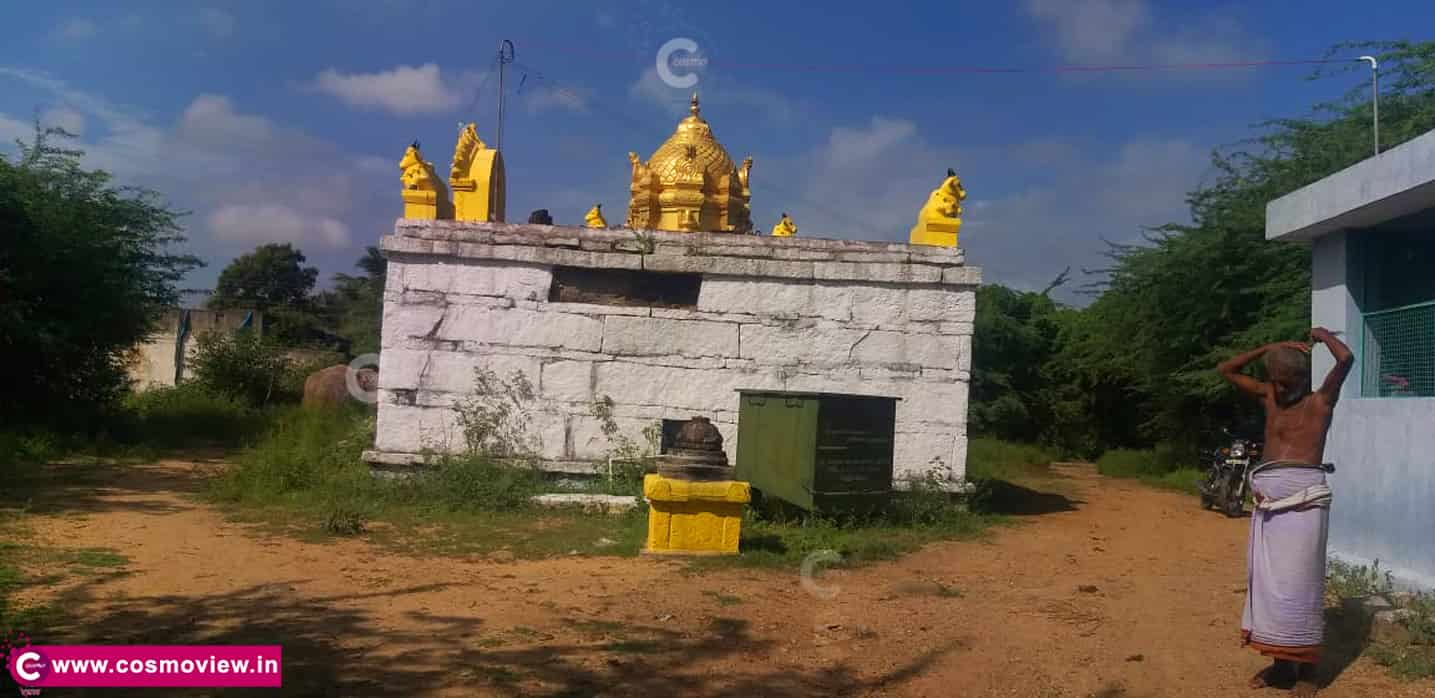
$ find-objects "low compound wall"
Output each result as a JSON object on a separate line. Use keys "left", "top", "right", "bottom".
{"left": 364, "top": 219, "right": 980, "bottom": 486}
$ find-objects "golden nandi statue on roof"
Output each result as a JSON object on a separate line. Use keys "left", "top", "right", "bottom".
{"left": 398, "top": 123, "right": 504, "bottom": 222}
{"left": 909, "top": 168, "right": 966, "bottom": 248}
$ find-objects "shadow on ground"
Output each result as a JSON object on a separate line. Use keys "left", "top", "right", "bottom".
{"left": 1, "top": 457, "right": 220, "bottom": 518}
{"left": 1318, "top": 598, "right": 1376, "bottom": 688}
{"left": 3, "top": 572, "right": 960, "bottom": 697}
{"left": 980, "top": 479, "right": 1083, "bottom": 516}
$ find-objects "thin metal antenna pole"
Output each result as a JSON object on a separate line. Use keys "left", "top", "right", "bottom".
{"left": 1360, "top": 56, "right": 1379, "bottom": 156}
{"left": 497, "top": 40, "right": 515, "bottom": 152}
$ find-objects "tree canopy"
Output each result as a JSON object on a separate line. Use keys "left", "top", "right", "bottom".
{"left": 210, "top": 243, "right": 318, "bottom": 310}
{"left": 0, "top": 126, "right": 200, "bottom": 427}
{"left": 971, "top": 40, "right": 1435, "bottom": 460}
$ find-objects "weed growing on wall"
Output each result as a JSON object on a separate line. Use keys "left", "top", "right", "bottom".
{"left": 589, "top": 396, "right": 659, "bottom": 495}
{"left": 455, "top": 368, "right": 541, "bottom": 458}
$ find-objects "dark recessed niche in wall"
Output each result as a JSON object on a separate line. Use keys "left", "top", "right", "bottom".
{"left": 547, "top": 266, "right": 701, "bottom": 308}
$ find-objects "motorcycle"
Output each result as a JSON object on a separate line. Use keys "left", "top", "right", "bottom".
{"left": 1200, "top": 428, "right": 1261, "bottom": 518}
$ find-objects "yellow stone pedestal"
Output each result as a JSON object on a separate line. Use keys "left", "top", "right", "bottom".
{"left": 908, "top": 219, "right": 960, "bottom": 248}
{"left": 643, "top": 474, "right": 750, "bottom": 556}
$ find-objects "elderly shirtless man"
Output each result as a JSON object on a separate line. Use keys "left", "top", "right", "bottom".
{"left": 1218, "top": 327, "right": 1354, "bottom": 697}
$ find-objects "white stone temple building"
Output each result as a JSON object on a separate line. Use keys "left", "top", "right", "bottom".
{"left": 364, "top": 219, "right": 980, "bottom": 487}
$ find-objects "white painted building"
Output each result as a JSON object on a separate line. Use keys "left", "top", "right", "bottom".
{"left": 364, "top": 219, "right": 980, "bottom": 487}
{"left": 1266, "top": 127, "right": 1435, "bottom": 588}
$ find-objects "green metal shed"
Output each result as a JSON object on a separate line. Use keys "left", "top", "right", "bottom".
{"left": 734, "top": 390, "right": 899, "bottom": 513}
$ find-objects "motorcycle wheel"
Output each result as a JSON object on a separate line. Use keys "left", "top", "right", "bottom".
{"left": 1222, "top": 477, "right": 1245, "bottom": 518}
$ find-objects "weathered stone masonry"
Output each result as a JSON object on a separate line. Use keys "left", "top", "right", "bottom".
{"left": 365, "top": 219, "right": 980, "bottom": 485}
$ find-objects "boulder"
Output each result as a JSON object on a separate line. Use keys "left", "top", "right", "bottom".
{"left": 302, "top": 364, "right": 377, "bottom": 408}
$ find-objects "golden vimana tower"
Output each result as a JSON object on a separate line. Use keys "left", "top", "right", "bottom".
{"left": 626, "top": 94, "right": 753, "bottom": 233}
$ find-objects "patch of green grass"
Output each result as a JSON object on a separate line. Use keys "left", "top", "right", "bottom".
{"left": 118, "top": 383, "right": 273, "bottom": 449}
{"left": 699, "top": 498, "right": 997, "bottom": 571}
{"left": 703, "top": 591, "right": 743, "bottom": 606}
{"left": 69, "top": 548, "right": 128, "bottom": 568}
{"left": 209, "top": 407, "right": 997, "bottom": 568}
{"left": 0, "top": 523, "right": 67, "bottom": 632}
{"left": 564, "top": 619, "right": 631, "bottom": 636}
{"left": 1095, "top": 447, "right": 1203, "bottom": 495}
{"left": 966, "top": 438, "right": 1060, "bottom": 482}
{"left": 604, "top": 639, "right": 662, "bottom": 654}
{"left": 1368, "top": 643, "right": 1435, "bottom": 680}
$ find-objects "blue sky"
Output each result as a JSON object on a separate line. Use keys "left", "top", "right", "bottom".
{"left": 1, "top": 0, "right": 1427, "bottom": 301}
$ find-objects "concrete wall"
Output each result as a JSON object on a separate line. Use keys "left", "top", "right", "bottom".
{"left": 368, "top": 220, "right": 980, "bottom": 485}
{"left": 1310, "top": 231, "right": 1435, "bottom": 588}
{"left": 1268, "top": 127, "right": 1435, "bottom": 242}
{"left": 126, "top": 308, "right": 264, "bottom": 391}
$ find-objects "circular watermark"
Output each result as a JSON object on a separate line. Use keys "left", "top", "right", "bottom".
{"left": 345, "top": 352, "right": 380, "bottom": 404}
{"left": 9, "top": 648, "right": 49, "bottom": 685}
{"left": 656, "top": 37, "right": 706, "bottom": 89}
{"left": 800, "top": 549, "right": 844, "bottom": 600}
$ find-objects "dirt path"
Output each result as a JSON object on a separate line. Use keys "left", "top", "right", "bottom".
{"left": 16, "top": 459, "right": 1433, "bottom": 697}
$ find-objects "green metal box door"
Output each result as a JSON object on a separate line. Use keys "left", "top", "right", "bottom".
{"left": 735, "top": 392, "right": 817, "bottom": 510}
{"left": 736, "top": 391, "right": 898, "bottom": 513}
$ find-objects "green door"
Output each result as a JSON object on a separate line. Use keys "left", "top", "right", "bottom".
{"left": 736, "top": 393, "right": 817, "bottom": 510}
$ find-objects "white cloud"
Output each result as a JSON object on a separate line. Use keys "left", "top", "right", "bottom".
{"left": 40, "top": 107, "right": 85, "bottom": 136}
{"left": 1024, "top": 0, "right": 1262, "bottom": 70}
{"left": 54, "top": 18, "right": 99, "bottom": 41}
{"left": 0, "top": 67, "right": 393, "bottom": 286}
{"left": 1024, "top": 0, "right": 1149, "bottom": 63}
{"left": 353, "top": 155, "right": 392, "bottom": 175}
{"left": 196, "top": 8, "right": 235, "bottom": 38}
{"left": 524, "top": 85, "right": 589, "bottom": 114}
{"left": 629, "top": 67, "right": 677, "bottom": 111}
{"left": 307, "top": 63, "right": 462, "bottom": 116}
{"left": 208, "top": 204, "right": 351, "bottom": 248}
{"left": 0, "top": 113, "right": 31, "bottom": 146}
{"left": 752, "top": 117, "right": 1209, "bottom": 300}
{"left": 629, "top": 67, "right": 796, "bottom": 123}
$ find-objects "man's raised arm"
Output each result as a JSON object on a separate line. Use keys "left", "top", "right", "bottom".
{"left": 1311, "top": 327, "right": 1355, "bottom": 404}
{"left": 1218, "top": 345, "right": 1276, "bottom": 399}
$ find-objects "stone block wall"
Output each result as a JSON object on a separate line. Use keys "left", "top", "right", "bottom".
{"left": 367, "top": 219, "right": 980, "bottom": 485}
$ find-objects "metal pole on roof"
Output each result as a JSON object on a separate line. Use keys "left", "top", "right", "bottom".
{"left": 1359, "top": 56, "right": 1379, "bottom": 156}
{"left": 497, "top": 40, "right": 515, "bottom": 152}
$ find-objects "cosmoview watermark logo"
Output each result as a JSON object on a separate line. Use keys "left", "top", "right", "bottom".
{"left": 800, "top": 549, "right": 845, "bottom": 600}
{"left": 656, "top": 37, "right": 707, "bottom": 88}
{"left": 345, "top": 353, "right": 380, "bottom": 405}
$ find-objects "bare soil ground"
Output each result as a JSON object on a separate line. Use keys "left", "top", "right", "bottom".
{"left": 14, "top": 458, "right": 1434, "bottom": 697}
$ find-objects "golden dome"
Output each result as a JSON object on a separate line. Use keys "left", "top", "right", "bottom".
{"left": 646, "top": 94, "right": 739, "bottom": 184}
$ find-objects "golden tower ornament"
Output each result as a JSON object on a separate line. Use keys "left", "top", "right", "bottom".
{"left": 909, "top": 168, "right": 965, "bottom": 247}
{"left": 625, "top": 93, "right": 753, "bottom": 233}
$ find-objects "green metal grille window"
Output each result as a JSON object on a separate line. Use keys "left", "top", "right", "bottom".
{"left": 1361, "top": 300, "right": 1435, "bottom": 397}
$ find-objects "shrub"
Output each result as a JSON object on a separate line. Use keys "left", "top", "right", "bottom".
{"left": 588, "top": 396, "right": 658, "bottom": 496}
{"left": 210, "top": 406, "right": 373, "bottom": 504}
{"left": 966, "top": 438, "right": 1058, "bottom": 481}
{"left": 412, "top": 454, "right": 545, "bottom": 512}
{"left": 189, "top": 329, "right": 291, "bottom": 407}
{"left": 119, "top": 382, "right": 267, "bottom": 448}
{"left": 1326, "top": 558, "right": 1394, "bottom": 599}
{"left": 454, "top": 368, "right": 540, "bottom": 457}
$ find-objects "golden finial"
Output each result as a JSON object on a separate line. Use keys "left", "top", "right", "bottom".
{"left": 689, "top": 93, "right": 700, "bottom": 118}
